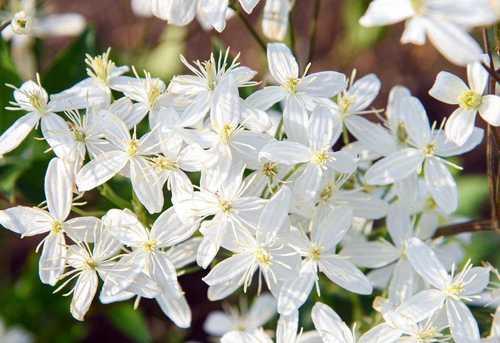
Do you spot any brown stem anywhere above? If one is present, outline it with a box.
[433,220,494,238]
[230,2,267,53]
[307,0,321,64]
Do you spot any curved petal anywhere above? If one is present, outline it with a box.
[424,158,457,214]
[359,0,414,27]
[151,207,199,247]
[444,108,476,146]
[76,151,128,192]
[259,140,310,165]
[156,292,192,328]
[130,158,163,214]
[350,74,381,112]
[365,148,423,185]
[267,43,299,85]
[0,112,38,155]
[446,298,480,342]
[283,95,309,144]
[70,271,98,321]
[429,71,468,105]
[39,233,66,286]
[401,96,430,148]
[311,302,354,343]
[299,71,347,98]
[319,255,373,295]
[45,157,73,221]
[479,95,500,126]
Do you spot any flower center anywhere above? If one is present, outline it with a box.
[458,90,482,110]
[85,258,97,270]
[152,156,178,172]
[220,124,235,145]
[255,247,272,266]
[26,88,48,114]
[285,78,300,93]
[424,197,437,211]
[308,245,323,261]
[262,162,278,178]
[445,282,464,297]
[147,80,164,108]
[51,221,63,234]
[320,185,334,202]
[422,143,437,157]
[11,11,32,34]
[311,150,330,167]
[219,199,233,214]
[205,60,217,90]
[143,239,157,253]
[338,94,356,114]
[411,0,426,15]
[416,327,440,341]
[86,50,115,84]
[127,139,140,156]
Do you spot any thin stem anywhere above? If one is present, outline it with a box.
[99,184,130,209]
[288,10,296,58]
[433,220,494,238]
[230,3,267,53]
[71,207,105,217]
[132,191,148,226]
[307,0,321,64]
[342,125,350,145]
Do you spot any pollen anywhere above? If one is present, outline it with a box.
[285,78,300,93]
[205,60,217,90]
[262,162,278,178]
[255,247,272,266]
[220,124,235,145]
[26,88,48,114]
[85,258,98,270]
[152,156,178,172]
[147,80,163,107]
[308,245,323,261]
[458,90,482,110]
[424,197,437,211]
[86,49,115,84]
[11,11,31,34]
[396,121,408,144]
[127,139,140,156]
[410,0,426,15]
[445,282,464,297]
[320,185,333,202]
[143,239,158,253]
[69,122,86,143]
[311,150,330,167]
[51,221,63,234]
[219,199,233,214]
[338,94,356,114]
[422,143,437,157]
[416,327,439,341]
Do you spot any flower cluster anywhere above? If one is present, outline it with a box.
[1,0,500,337]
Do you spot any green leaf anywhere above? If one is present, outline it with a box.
[457,175,489,217]
[0,39,22,132]
[43,27,97,93]
[108,304,152,343]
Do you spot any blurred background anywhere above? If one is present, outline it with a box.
[0,0,498,342]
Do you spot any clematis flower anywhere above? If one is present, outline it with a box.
[202,186,300,300]
[102,207,199,328]
[365,96,483,214]
[75,114,162,214]
[403,238,490,343]
[429,58,500,145]
[278,207,372,315]
[260,106,356,203]
[261,0,291,41]
[0,158,99,285]
[359,0,497,66]
[204,293,276,338]
[251,43,346,143]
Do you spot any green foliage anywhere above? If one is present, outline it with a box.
[456,175,489,217]
[108,304,152,343]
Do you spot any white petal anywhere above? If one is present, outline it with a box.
[197,0,228,31]
[239,0,259,13]
[284,96,309,144]
[329,151,356,174]
[151,252,182,296]
[196,234,220,269]
[277,261,316,315]
[444,108,477,146]
[424,19,482,66]
[202,253,253,286]
[435,127,484,157]
[299,72,347,98]
[0,112,38,155]
[276,311,299,343]
[424,158,457,214]
[41,113,75,158]
[76,151,128,192]
[334,191,388,219]
[313,207,352,251]
[341,241,400,268]
[365,148,423,185]
[245,86,287,111]
[406,237,451,289]
[0,206,52,235]
[247,293,278,328]
[39,233,66,286]
[262,0,290,41]
[130,158,163,214]
[350,74,381,112]
[319,256,372,295]
[429,71,469,105]
[151,207,198,247]
[35,13,85,37]
[358,323,402,343]
[259,140,311,165]
[308,106,340,150]
[203,311,234,336]
[388,259,418,305]
[267,43,299,85]
[210,77,240,130]
[344,115,397,156]
[359,0,413,27]
[207,273,246,301]
[293,164,322,203]
[401,17,426,45]
[45,157,73,221]
[64,217,101,242]
[386,204,412,247]
[165,237,201,269]
[396,289,446,322]
[401,96,430,148]
[311,302,354,343]
[467,59,488,94]
[446,298,480,342]
[462,267,490,296]
[156,293,191,328]
[258,186,291,239]
[479,95,500,126]
[103,209,149,246]
[70,271,98,321]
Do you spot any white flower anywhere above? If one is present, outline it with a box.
[204,293,276,337]
[261,0,291,41]
[0,319,32,343]
[429,59,500,145]
[168,50,257,127]
[54,222,122,321]
[311,302,402,343]
[403,238,490,343]
[50,50,130,111]
[0,158,99,285]
[0,78,72,156]
[359,0,497,66]
[221,328,273,343]
[202,186,300,300]
[260,106,356,203]
[365,96,484,214]
[177,165,265,268]
[251,43,346,143]
[130,0,153,17]
[102,207,199,328]
[278,207,372,315]
[75,114,163,213]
